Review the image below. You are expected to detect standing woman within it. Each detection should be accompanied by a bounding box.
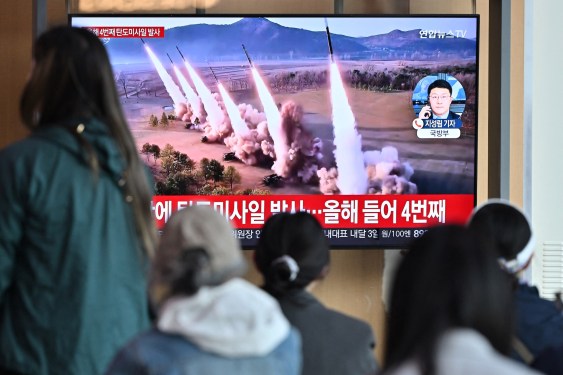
[255,212,378,375]
[0,26,157,375]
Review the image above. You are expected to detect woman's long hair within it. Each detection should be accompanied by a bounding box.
[382,225,514,375]
[468,201,533,288]
[255,212,330,296]
[20,26,157,257]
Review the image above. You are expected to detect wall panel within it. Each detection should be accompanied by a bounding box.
[71,0,333,14]
[410,0,474,14]
[0,1,32,148]
[344,0,409,14]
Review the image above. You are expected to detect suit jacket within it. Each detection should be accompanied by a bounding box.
[274,289,377,375]
[429,110,460,120]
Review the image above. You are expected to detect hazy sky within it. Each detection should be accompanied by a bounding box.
[71,16,478,39]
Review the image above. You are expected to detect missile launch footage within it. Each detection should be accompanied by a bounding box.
[73,16,477,228]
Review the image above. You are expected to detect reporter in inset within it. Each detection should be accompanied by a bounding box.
[0,26,157,374]
[418,79,460,120]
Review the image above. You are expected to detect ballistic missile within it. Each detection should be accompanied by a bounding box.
[324,18,334,62]
[140,37,146,45]
[209,66,219,83]
[166,53,174,65]
[176,45,186,61]
[242,44,253,67]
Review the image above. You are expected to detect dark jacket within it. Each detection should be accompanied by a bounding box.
[514,284,563,361]
[274,289,378,375]
[0,119,150,375]
[531,343,563,375]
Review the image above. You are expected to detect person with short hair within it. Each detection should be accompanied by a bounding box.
[468,199,563,368]
[0,26,157,375]
[106,206,301,375]
[381,225,541,375]
[254,212,378,375]
[418,79,460,120]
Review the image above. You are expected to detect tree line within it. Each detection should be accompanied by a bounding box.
[141,143,270,196]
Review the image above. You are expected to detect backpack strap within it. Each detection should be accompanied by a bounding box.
[512,336,535,364]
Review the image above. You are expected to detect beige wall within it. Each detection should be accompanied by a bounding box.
[0,1,32,148]
[72,0,477,14]
[410,0,474,14]
[344,0,409,14]
[72,0,334,13]
[508,0,525,206]
[0,0,70,150]
[70,0,198,13]
[205,0,334,14]
[48,0,70,27]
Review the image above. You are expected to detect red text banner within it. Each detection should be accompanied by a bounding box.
[86,26,165,38]
[152,194,474,230]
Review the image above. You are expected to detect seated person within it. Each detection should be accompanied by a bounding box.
[106,206,301,375]
[380,225,541,375]
[418,79,460,120]
[254,212,378,375]
[468,199,563,367]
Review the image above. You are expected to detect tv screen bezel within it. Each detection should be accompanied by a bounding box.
[69,13,480,249]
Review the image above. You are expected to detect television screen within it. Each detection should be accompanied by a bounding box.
[70,14,479,248]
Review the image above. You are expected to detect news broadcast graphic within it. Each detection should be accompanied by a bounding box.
[412,74,465,138]
[70,15,479,248]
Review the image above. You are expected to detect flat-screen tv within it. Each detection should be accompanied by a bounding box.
[70,14,479,248]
